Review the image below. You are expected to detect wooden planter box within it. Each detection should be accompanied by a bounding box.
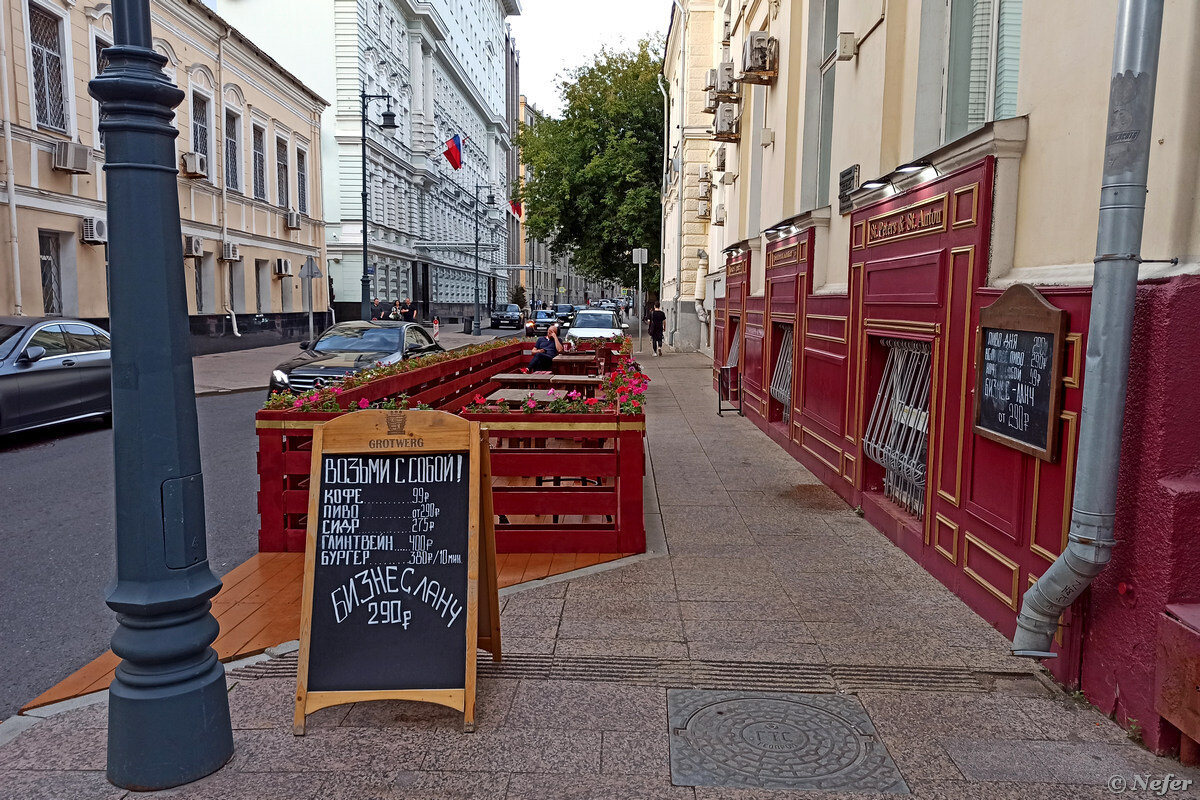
[255,341,643,554]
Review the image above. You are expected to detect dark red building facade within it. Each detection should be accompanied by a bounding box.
[715,155,1200,757]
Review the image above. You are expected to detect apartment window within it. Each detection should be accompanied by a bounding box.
[252,125,267,200]
[29,3,68,132]
[944,0,1023,143]
[191,93,210,163]
[225,110,241,191]
[296,148,308,214]
[816,0,839,207]
[94,37,110,148]
[275,136,288,208]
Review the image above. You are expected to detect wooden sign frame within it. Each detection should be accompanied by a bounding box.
[294,410,501,735]
[973,283,1068,461]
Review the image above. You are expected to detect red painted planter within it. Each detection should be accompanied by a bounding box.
[254,341,642,555]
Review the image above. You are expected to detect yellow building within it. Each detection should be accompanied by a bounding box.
[662,0,1200,756]
[0,0,328,351]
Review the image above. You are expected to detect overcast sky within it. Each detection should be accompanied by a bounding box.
[508,0,669,117]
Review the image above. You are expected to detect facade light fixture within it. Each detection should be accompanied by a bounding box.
[860,176,894,191]
[895,159,933,174]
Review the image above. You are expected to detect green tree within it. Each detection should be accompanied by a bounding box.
[516,39,663,292]
[509,283,528,310]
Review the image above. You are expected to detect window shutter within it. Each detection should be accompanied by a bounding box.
[993,0,1023,119]
[966,0,993,130]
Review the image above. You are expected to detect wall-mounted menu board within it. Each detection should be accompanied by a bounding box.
[973,284,1068,461]
[294,410,500,734]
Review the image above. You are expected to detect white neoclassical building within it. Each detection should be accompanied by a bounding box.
[204,0,520,322]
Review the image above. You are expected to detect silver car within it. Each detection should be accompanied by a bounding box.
[0,316,112,436]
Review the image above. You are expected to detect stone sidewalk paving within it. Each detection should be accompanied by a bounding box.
[2,353,1197,799]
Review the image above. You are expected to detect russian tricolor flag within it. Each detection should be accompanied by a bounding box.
[442,135,463,170]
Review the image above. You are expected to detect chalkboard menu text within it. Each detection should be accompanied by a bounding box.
[973,284,1068,461]
[294,411,501,734]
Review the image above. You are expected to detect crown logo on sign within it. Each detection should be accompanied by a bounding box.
[386,411,408,435]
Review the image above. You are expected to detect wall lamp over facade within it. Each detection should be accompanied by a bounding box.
[380,110,399,134]
[860,176,894,191]
[895,159,934,174]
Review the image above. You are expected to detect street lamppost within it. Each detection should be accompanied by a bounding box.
[472,183,495,336]
[360,86,399,321]
[88,0,232,788]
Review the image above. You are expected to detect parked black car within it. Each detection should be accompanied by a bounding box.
[524,309,557,337]
[553,304,575,324]
[269,320,443,396]
[0,316,112,436]
[489,304,525,329]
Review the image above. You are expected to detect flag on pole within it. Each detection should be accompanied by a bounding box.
[442,135,463,170]
[509,199,523,219]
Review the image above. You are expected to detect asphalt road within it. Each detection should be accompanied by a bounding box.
[0,391,264,718]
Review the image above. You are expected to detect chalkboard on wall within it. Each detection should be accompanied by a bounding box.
[973,284,1068,461]
[294,410,501,734]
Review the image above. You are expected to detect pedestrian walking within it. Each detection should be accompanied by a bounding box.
[389,300,402,320]
[648,301,667,356]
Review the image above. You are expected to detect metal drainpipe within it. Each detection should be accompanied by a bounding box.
[0,0,21,314]
[1012,0,1164,658]
[216,28,238,336]
[657,74,670,325]
[670,2,687,348]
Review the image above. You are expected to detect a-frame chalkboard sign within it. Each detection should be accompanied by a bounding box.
[293,410,501,735]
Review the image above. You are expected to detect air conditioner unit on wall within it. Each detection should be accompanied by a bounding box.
[699,165,712,183]
[713,103,740,143]
[716,61,738,98]
[714,204,726,226]
[702,89,719,114]
[183,235,204,257]
[181,151,207,178]
[221,242,241,262]
[53,141,92,174]
[741,32,779,83]
[285,209,302,230]
[704,68,717,91]
[81,217,107,245]
[697,199,711,220]
[716,146,727,172]
[722,19,732,43]
[274,258,292,276]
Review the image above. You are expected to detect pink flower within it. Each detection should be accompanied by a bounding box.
[584,397,600,406]
[474,394,487,404]
[357,398,369,409]
[333,387,343,395]
[526,400,536,409]
[293,398,304,408]
[567,390,581,400]
[547,389,557,398]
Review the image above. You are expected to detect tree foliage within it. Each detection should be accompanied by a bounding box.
[516,39,663,291]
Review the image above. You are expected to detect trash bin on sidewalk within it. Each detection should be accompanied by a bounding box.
[462,317,473,334]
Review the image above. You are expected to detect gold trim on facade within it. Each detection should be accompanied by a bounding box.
[1063,332,1083,388]
[1030,410,1080,563]
[935,246,976,508]
[804,314,849,344]
[852,222,866,250]
[863,319,941,336]
[963,531,1021,610]
[864,193,949,247]
[800,425,844,475]
[934,513,960,564]
[951,183,980,229]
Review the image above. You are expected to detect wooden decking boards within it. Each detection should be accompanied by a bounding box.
[21,549,631,713]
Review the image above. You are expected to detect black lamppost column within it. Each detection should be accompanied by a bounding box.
[472,183,494,336]
[89,0,232,789]
[360,87,398,320]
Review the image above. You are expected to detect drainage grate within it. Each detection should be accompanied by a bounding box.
[668,690,910,792]
[231,649,1002,695]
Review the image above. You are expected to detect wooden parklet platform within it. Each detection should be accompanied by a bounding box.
[22,549,630,713]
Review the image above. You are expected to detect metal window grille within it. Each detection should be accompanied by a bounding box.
[725,321,741,367]
[195,261,204,313]
[769,326,794,421]
[225,111,240,191]
[276,137,288,208]
[296,150,308,214]
[862,338,932,518]
[191,93,209,159]
[255,262,264,313]
[95,39,110,148]
[29,5,67,132]
[38,232,61,314]
[252,126,266,199]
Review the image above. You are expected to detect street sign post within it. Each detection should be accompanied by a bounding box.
[632,248,648,355]
[301,256,322,343]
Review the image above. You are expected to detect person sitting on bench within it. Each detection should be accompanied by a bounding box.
[529,323,565,371]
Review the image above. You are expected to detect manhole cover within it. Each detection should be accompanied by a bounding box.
[668,689,909,793]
